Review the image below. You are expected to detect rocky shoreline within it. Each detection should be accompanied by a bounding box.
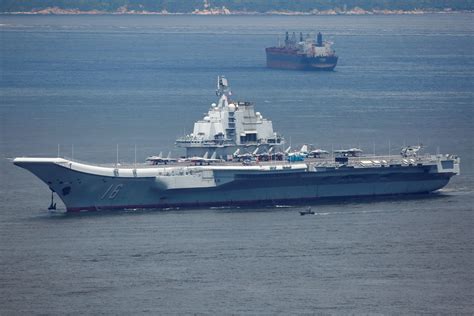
[2,6,471,16]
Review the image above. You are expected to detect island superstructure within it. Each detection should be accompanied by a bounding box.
[13,77,459,212]
[176,76,284,158]
[266,32,338,71]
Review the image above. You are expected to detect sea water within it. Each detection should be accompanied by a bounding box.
[0,14,473,313]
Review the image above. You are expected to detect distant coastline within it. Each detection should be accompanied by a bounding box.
[2,7,472,16]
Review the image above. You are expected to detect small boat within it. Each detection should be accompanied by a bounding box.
[299,207,315,216]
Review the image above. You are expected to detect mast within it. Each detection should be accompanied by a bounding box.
[216,75,231,108]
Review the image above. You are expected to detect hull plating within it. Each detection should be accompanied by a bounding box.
[266,51,338,71]
[14,159,454,212]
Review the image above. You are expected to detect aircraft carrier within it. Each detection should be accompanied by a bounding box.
[266,32,338,71]
[13,77,460,212]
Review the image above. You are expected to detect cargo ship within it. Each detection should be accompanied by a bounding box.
[266,32,338,71]
[13,77,459,212]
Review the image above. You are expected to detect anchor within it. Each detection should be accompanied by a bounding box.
[48,190,56,210]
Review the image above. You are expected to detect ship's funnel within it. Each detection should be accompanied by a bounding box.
[317,32,323,47]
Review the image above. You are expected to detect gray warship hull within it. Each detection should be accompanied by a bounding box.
[13,155,459,212]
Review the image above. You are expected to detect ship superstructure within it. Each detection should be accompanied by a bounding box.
[176,76,284,158]
[266,32,338,71]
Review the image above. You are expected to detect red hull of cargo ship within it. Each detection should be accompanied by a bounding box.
[265,48,338,71]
